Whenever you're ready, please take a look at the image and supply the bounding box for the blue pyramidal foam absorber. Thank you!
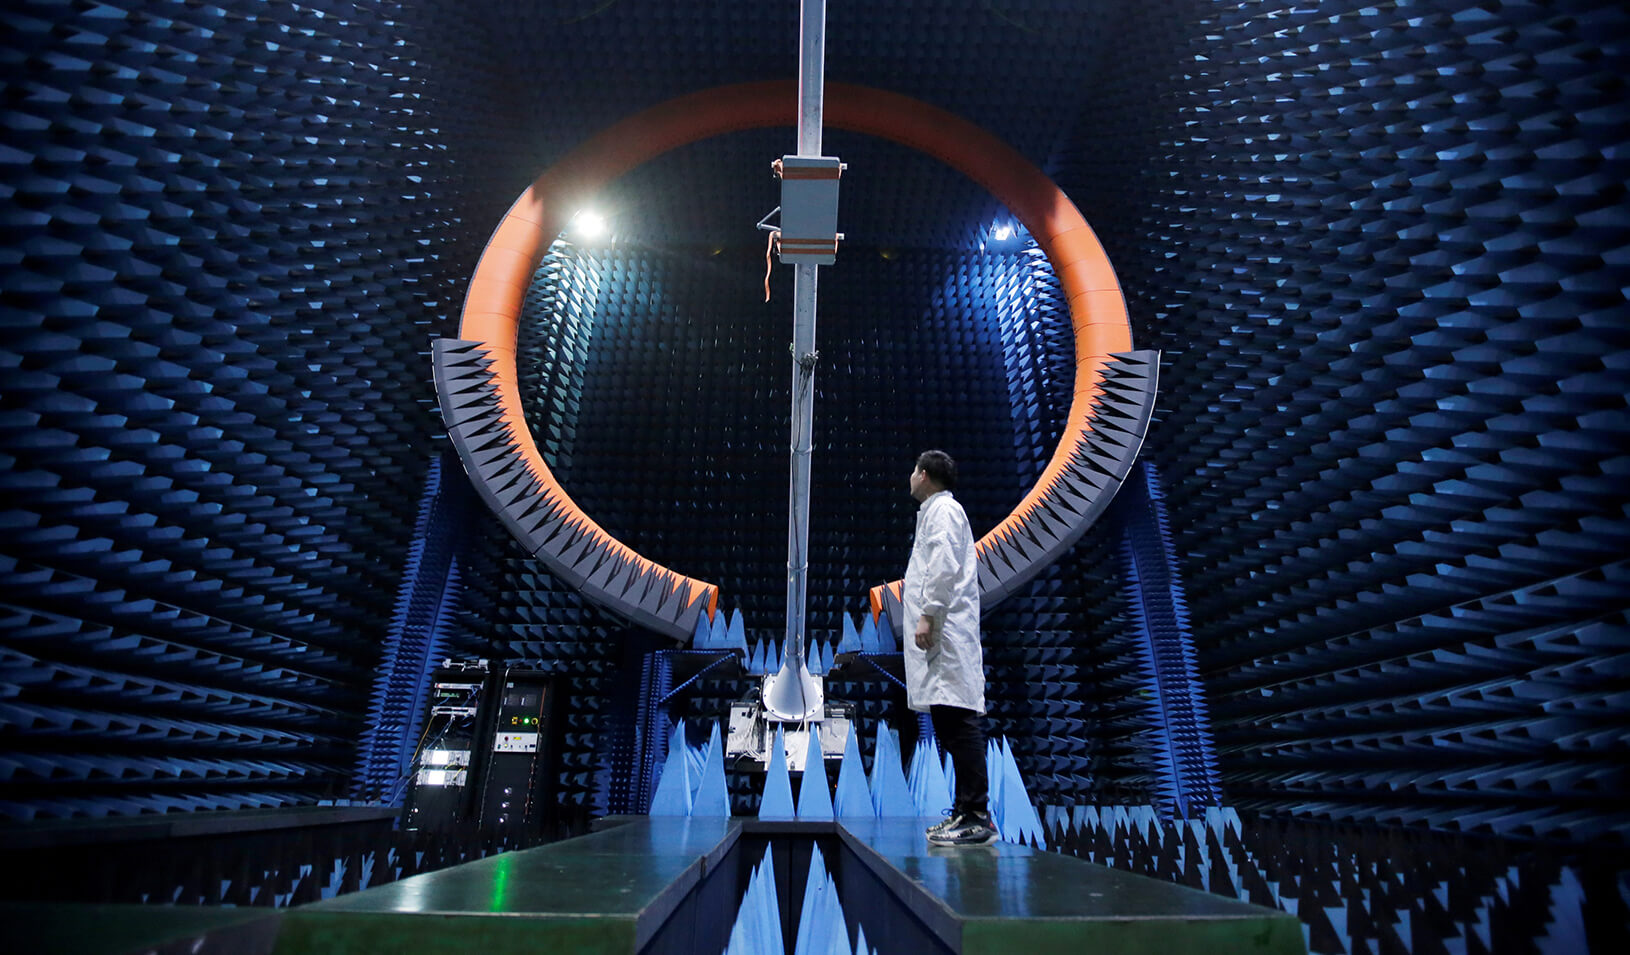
[833,720,873,819]
[649,722,693,817]
[1042,0,1630,842]
[758,725,796,820]
[797,727,834,822]
[0,0,451,821]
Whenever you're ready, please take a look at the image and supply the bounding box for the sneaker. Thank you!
[925,809,957,836]
[927,813,999,847]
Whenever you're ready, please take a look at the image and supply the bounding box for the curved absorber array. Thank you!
[436,81,1151,641]
[871,350,1158,634]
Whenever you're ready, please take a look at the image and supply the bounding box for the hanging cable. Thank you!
[764,229,781,302]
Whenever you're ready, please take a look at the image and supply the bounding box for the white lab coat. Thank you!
[902,490,985,714]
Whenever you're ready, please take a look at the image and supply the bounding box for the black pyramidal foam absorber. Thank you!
[1053,0,1630,841]
[1,0,445,820]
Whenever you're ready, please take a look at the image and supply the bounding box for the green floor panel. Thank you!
[839,818,1306,955]
[10,901,281,955]
[271,816,1303,955]
[274,818,740,955]
[960,915,1305,955]
[275,911,636,955]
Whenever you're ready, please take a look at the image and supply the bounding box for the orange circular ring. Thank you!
[458,80,1130,621]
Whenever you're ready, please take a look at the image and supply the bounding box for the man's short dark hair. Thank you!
[916,450,957,490]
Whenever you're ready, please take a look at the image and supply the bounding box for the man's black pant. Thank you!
[929,704,988,820]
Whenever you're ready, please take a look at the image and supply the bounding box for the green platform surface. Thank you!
[839,818,1305,955]
[273,816,1303,955]
[9,901,281,955]
[273,817,739,955]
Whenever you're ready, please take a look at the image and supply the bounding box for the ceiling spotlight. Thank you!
[572,210,607,240]
[991,224,1015,242]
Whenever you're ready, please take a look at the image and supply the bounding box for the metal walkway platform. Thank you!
[276,817,739,954]
[268,817,1303,955]
[17,816,1304,953]
[837,818,1303,954]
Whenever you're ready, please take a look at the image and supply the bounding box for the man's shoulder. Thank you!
[929,492,971,524]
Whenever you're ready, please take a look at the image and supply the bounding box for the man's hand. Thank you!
[914,614,936,651]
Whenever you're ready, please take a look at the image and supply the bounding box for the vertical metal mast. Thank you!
[786,0,824,666]
[762,0,830,723]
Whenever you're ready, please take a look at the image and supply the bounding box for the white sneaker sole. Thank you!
[927,830,999,847]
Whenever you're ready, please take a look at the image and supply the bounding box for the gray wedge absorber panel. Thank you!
[979,349,1160,606]
[433,338,716,642]
[873,349,1158,639]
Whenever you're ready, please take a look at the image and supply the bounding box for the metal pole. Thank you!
[796,0,824,156]
[785,0,824,660]
[785,263,817,664]
[768,0,826,720]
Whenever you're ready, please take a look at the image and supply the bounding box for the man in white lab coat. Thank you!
[903,450,998,847]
